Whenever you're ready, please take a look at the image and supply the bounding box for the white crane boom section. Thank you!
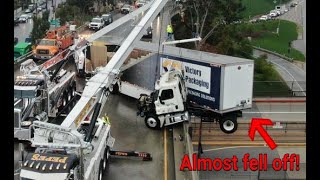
[61,0,169,129]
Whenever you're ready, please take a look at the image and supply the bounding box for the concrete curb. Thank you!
[253,46,294,62]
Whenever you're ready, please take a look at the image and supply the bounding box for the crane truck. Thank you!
[14,50,77,141]
[19,0,164,179]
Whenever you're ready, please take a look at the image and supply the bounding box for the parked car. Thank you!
[121,4,132,14]
[88,17,105,30]
[19,14,29,23]
[269,12,277,17]
[37,7,42,11]
[25,37,32,44]
[142,26,152,39]
[14,17,20,26]
[101,13,113,26]
[136,1,146,8]
[249,18,258,23]
[259,15,268,21]
[290,2,298,7]
[116,2,124,9]
[25,9,32,13]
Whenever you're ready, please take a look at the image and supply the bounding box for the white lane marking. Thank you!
[269,60,306,96]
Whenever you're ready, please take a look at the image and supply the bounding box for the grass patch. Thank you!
[241,0,290,19]
[250,20,305,61]
[254,81,292,97]
[253,56,292,97]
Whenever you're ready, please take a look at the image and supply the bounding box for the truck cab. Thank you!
[154,70,187,115]
[14,42,32,61]
[33,39,59,60]
[137,70,189,129]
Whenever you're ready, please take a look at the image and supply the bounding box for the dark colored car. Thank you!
[142,26,152,39]
[14,37,18,45]
[102,13,113,26]
[14,17,20,26]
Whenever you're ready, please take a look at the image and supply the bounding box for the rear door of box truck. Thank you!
[219,63,254,111]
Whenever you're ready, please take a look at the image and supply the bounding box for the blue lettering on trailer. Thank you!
[160,55,221,110]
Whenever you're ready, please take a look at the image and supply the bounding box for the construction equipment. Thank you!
[19,0,165,179]
[33,25,76,61]
[14,49,76,141]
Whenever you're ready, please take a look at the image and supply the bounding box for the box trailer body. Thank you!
[159,54,254,113]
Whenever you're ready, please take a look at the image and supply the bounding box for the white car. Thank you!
[89,17,104,30]
[37,7,42,11]
[121,4,132,14]
[269,12,277,17]
[259,15,268,21]
[25,9,32,13]
[19,14,29,23]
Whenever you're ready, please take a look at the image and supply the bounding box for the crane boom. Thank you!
[61,0,169,129]
[70,0,153,53]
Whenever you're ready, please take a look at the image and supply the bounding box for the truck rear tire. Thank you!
[109,83,119,94]
[145,114,160,130]
[103,147,110,172]
[219,114,238,134]
[98,160,103,180]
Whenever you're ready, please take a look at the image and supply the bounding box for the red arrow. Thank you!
[249,118,277,150]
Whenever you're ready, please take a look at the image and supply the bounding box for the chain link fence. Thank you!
[253,81,306,97]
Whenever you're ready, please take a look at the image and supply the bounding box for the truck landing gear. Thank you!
[219,114,238,134]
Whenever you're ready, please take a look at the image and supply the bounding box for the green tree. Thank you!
[30,11,50,45]
[182,0,245,50]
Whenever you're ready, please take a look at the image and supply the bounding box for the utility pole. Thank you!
[45,0,47,10]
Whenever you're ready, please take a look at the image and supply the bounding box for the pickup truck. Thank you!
[89,17,105,30]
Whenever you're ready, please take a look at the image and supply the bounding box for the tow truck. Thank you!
[14,49,77,141]
[19,0,165,179]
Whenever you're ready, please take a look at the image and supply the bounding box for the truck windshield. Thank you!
[92,18,101,23]
[39,40,55,46]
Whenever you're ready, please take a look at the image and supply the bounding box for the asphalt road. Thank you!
[13,4,168,180]
[194,145,306,180]
[14,0,61,44]
[253,49,306,96]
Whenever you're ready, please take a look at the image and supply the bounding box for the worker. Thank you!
[167,24,173,40]
[102,114,111,125]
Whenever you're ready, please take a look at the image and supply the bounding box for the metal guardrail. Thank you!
[14,52,33,64]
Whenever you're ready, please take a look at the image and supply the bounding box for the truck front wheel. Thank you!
[145,114,160,130]
[219,115,238,134]
[109,83,119,94]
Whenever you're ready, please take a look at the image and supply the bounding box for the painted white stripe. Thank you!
[270,61,306,96]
